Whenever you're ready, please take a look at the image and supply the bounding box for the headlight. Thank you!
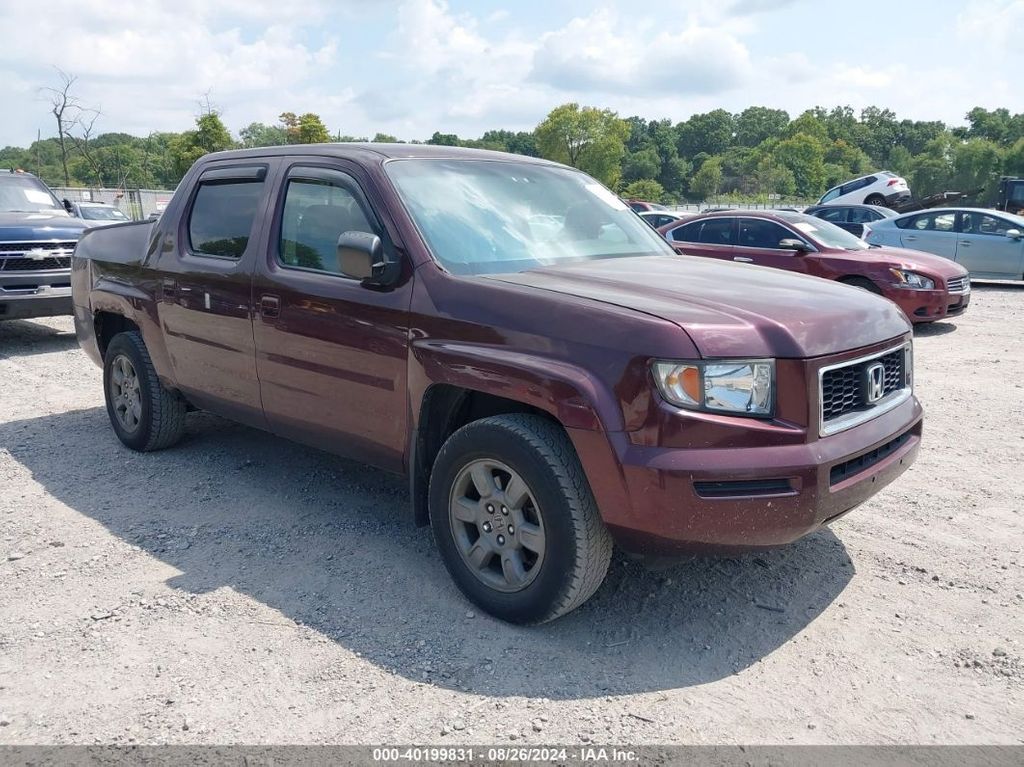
[651,359,774,416]
[890,269,934,290]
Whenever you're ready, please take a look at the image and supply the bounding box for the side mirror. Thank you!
[62,198,75,214]
[337,231,398,287]
[1005,228,1022,240]
[778,238,807,251]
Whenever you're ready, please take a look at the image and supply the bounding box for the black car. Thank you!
[804,203,897,239]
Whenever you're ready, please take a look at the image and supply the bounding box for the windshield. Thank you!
[0,175,63,213]
[775,211,870,250]
[81,206,130,221]
[385,159,675,275]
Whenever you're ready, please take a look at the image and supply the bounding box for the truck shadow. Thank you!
[1,407,854,699]
[0,319,79,357]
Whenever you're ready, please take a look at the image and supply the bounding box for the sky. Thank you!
[1,0,1021,147]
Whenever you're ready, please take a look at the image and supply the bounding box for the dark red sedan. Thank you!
[659,210,971,323]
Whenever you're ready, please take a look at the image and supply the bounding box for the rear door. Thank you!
[252,161,413,472]
[154,162,270,428]
[955,211,1024,278]
[896,211,957,260]
[664,217,736,260]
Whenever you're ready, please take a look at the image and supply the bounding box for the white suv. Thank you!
[817,171,911,208]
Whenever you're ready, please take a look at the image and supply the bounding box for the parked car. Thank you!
[71,201,132,225]
[817,171,911,208]
[804,203,897,239]
[658,210,970,323]
[0,169,89,321]
[866,207,1024,280]
[625,199,667,212]
[638,210,683,229]
[73,144,922,624]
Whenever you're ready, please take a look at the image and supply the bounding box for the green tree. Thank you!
[279,112,331,144]
[784,111,829,143]
[675,109,734,159]
[169,112,234,177]
[621,148,661,183]
[773,133,828,198]
[952,138,1004,199]
[426,131,461,146]
[1004,138,1024,176]
[621,179,664,202]
[534,103,630,187]
[239,122,287,148]
[689,156,723,200]
[753,155,796,197]
[372,133,399,143]
[735,107,789,148]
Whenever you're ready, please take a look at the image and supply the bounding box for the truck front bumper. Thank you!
[572,395,923,555]
[0,288,73,321]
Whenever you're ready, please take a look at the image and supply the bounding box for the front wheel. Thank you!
[429,414,613,624]
[103,330,187,451]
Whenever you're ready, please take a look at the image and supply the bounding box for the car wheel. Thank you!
[103,330,187,451]
[839,276,883,295]
[864,194,886,207]
[429,413,613,625]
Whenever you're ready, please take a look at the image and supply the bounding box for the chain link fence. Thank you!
[51,187,176,221]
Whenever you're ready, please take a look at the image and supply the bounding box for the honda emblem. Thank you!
[865,363,885,403]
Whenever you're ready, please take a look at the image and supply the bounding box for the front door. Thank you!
[955,211,1024,278]
[154,162,270,429]
[252,162,413,473]
[733,217,813,274]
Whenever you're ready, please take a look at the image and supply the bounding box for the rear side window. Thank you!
[696,218,735,245]
[900,212,955,232]
[668,221,701,242]
[279,170,378,275]
[188,177,264,259]
[819,188,841,203]
[816,208,848,223]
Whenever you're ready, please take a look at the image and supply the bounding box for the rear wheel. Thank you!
[864,193,886,207]
[429,414,613,624]
[103,331,187,451]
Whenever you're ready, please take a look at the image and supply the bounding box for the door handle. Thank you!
[733,256,753,262]
[260,295,280,318]
[904,236,918,241]
[959,241,971,247]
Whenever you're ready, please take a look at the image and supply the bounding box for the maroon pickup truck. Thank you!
[72,144,922,624]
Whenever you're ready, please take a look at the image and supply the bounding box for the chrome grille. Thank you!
[0,241,76,272]
[819,344,911,436]
[946,276,970,294]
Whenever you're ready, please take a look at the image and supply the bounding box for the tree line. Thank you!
[3,81,1023,205]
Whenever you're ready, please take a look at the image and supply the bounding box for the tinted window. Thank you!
[696,218,735,245]
[279,174,376,274]
[820,187,841,203]
[848,208,877,224]
[188,180,264,258]
[817,208,848,223]
[738,218,795,249]
[960,212,1014,236]
[669,221,702,242]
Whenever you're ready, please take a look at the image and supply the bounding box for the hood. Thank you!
[860,245,969,279]
[0,210,90,241]
[488,256,910,359]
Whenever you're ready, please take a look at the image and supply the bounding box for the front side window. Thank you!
[817,208,848,223]
[279,173,377,274]
[695,218,735,245]
[738,218,794,249]
[960,212,1014,236]
[848,208,877,224]
[188,179,264,258]
[385,159,674,276]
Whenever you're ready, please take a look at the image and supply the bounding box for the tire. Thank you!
[428,414,613,625]
[864,194,886,207]
[840,276,883,295]
[103,330,187,451]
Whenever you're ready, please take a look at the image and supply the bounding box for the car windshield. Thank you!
[385,159,675,275]
[775,211,870,250]
[81,206,130,220]
[0,175,63,213]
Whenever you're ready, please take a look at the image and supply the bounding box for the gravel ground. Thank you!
[0,286,1022,746]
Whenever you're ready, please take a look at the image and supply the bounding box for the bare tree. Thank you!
[68,108,105,187]
[40,68,82,187]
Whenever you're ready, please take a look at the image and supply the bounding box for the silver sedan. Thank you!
[866,207,1024,280]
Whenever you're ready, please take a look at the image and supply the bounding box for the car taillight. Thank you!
[887,178,903,187]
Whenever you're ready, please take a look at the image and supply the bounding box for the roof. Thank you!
[202,142,559,167]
